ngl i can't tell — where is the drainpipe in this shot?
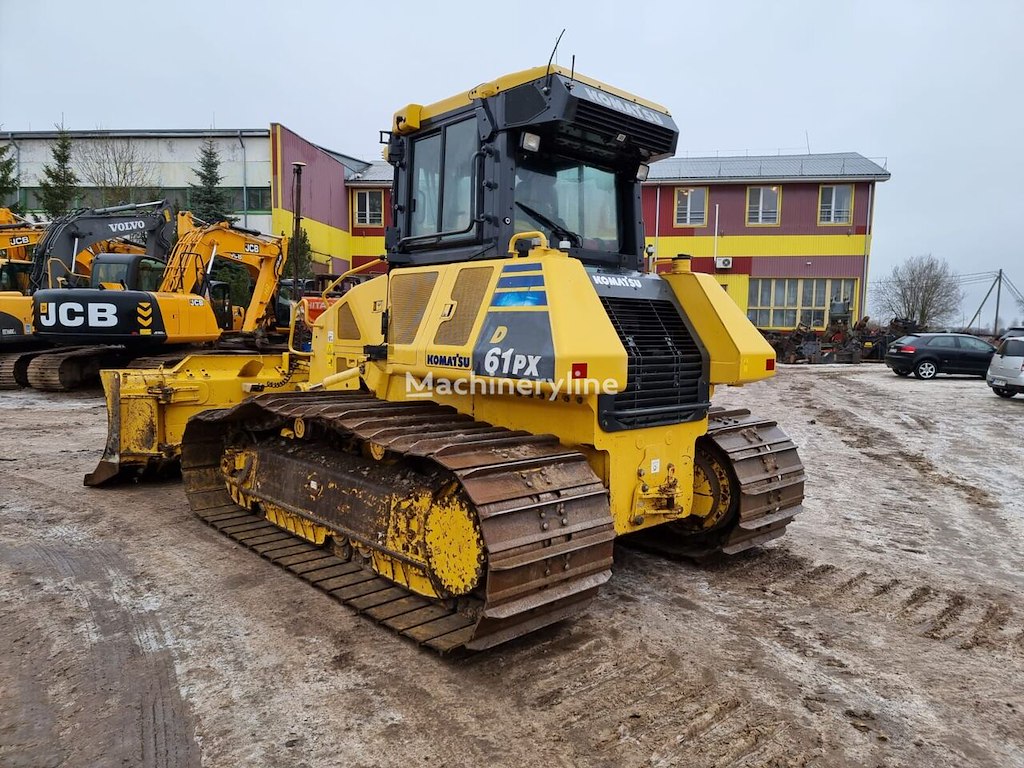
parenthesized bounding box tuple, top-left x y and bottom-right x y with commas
(237, 131, 248, 228)
(653, 184, 661, 270)
(6, 132, 20, 209)
(713, 203, 720, 261)
(862, 182, 873, 319)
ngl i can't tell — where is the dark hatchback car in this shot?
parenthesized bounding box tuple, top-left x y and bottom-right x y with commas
(884, 333, 996, 379)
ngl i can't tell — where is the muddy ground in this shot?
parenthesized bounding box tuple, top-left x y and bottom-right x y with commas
(1, 365, 1023, 768)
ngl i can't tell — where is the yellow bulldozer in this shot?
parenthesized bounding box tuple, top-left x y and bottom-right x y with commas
(90, 65, 804, 651)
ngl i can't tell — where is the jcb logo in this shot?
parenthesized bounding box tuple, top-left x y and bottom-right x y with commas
(244, 243, 260, 253)
(9, 236, 30, 246)
(39, 301, 118, 328)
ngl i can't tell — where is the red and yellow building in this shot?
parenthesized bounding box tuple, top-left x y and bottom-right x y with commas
(643, 152, 889, 330)
(272, 144, 889, 332)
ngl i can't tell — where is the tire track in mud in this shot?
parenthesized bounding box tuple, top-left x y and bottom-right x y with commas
(717, 549, 1024, 655)
(0, 538, 201, 768)
(811, 405, 999, 511)
(510, 652, 814, 768)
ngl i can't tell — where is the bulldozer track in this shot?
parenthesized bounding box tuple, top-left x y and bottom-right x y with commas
(181, 391, 616, 652)
(626, 407, 805, 558)
(705, 407, 805, 554)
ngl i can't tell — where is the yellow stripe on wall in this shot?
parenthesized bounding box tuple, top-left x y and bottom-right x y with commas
(272, 208, 350, 268)
(350, 235, 386, 257)
(647, 234, 869, 258)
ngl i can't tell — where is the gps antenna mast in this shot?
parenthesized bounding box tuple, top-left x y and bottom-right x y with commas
(544, 29, 566, 92)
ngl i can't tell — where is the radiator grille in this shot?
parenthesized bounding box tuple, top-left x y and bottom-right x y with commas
(600, 296, 708, 429)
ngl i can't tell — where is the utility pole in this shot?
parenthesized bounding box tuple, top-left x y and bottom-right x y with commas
(994, 268, 1003, 336)
(291, 161, 306, 294)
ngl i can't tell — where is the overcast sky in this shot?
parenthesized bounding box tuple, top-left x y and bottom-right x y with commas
(2, 0, 1022, 323)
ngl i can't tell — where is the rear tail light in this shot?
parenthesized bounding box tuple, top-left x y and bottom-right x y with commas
(766, 357, 776, 371)
(900, 345, 916, 353)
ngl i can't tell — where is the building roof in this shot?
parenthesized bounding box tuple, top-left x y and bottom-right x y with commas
(3, 128, 271, 140)
(649, 152, 890, 183)
(346, 160, 394, 186)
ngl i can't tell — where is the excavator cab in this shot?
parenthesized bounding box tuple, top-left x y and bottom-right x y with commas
(209, 281, 236, 331)
(0, 259, 32, 294)
(89, 254, 167, 291)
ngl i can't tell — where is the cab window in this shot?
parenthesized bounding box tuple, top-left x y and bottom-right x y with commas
(409, 117, 477, 241)
(137, 258, 165, 291)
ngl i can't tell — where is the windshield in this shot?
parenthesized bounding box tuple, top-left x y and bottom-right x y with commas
(1, 261, 32, 293)
(90, 261, 131, 287)
(514, 156, 621, 252)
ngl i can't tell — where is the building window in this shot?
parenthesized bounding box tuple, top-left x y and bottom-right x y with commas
(245, 187, 273, 212)
(747, 278, 857, 330)
(674, 187, 706, 226)
(356, 189, 384, 226)
(819, 184, 853, 224)
(746, 186, 780, 225)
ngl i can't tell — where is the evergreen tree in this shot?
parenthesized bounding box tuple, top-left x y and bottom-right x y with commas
(289, 226, 314, 280)
(38, 125, 79, 219)
(0, 142, 20, 212)
(189, 138, 236, 223)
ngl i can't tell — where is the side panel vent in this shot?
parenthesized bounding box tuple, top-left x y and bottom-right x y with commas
(390, 271, 438, 345)
(433, 266, 494, 346)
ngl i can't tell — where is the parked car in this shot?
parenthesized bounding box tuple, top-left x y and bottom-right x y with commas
(884, 332, 996, 379)
(986, 337, 1024, 398)
(998, 326, 1024, 342)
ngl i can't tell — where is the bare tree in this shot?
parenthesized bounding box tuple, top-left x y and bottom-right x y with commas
(76, 137, 158, 207)
(872, 254, 962, 328)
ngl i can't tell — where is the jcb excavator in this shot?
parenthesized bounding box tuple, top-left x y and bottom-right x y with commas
(93, 66, 805, 651)
(0, 202, 181, 386)
(0, 208, 48, 261)
(24, 219, 288, 390)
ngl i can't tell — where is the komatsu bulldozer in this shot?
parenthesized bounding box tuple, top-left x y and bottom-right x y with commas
(96, 66, 805, 651)
(19, 218, 287, 390)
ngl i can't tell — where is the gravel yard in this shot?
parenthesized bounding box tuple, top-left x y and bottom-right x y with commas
(1, 364, 1022, 768)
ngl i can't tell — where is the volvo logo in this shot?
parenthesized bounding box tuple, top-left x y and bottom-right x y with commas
(107, 221, 146, 233)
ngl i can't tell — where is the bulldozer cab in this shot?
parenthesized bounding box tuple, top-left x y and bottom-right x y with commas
(385, 66, 678, 270)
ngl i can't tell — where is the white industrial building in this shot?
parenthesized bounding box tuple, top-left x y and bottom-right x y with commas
(2, 129, 275, 231)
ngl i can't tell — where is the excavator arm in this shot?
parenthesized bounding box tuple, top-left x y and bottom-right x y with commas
(28, 201, 178, 290)
(158, 221, 288, 334)
(0, 210, 48, 261)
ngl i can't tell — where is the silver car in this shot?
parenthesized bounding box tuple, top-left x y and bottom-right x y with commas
(986, 337, 1024, 398)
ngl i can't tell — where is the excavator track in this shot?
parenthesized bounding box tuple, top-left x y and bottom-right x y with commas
(627, 407, 805, 558)
(0, 351, 33, 389)
(180, 391, 616, 652)
(25, 346, 136, 391)
(0, 346, 86, 389)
